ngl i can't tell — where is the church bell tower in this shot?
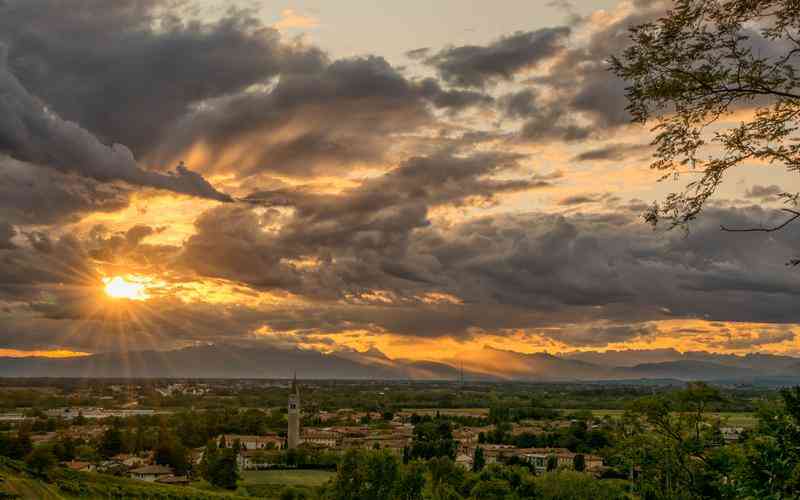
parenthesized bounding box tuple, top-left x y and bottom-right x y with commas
(287, 372, 300, 449)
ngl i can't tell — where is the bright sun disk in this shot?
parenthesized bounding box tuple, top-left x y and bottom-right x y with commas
(102, 276, 149, 301)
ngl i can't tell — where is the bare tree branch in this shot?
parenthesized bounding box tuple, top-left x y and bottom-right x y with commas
(720, 209, 800, 232)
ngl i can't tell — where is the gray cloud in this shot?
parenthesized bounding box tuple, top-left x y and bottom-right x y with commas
(0, 222, 14, 249)
(706, 328, 796, 350)
(505, 0, 672, 142)
(571, 143, 652, 162)
(0, 156, 131, 225)
(0, 231, 98, 303)
(3, 202, 799, 351)
(549, 323, 659, 347)
(406, 48, 430, 60)
(500, 89, 538, 119)
(745, 184, 783, 199)
(0, 48, 231, 201)
(153, 57, 494, 179)
(180, 151, 552, 298)
(558, 192, 619, 206)
(424, 28, 571, 88)
(0, 0, 325, 157)
(1, 0, 798, 357)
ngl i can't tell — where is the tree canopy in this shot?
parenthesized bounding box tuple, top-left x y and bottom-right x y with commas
(611, 0, 800, 264)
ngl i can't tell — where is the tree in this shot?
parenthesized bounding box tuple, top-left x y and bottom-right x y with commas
(546, 455, 558, 472)
(468, 478, 512, 500)
(728, 386, 800, 497)
(26, 446, 56, 477)
(471, 464, 536, 499)
(329, 449, 400, 500)
(473, 446, 486, 472)
(427, 456, 467, 499)
(410, 420, 457, 460)
(614, 384, 730, 499)
(199, 439, 219, 481)
(402, 445, 411, 465)
(154, 426, 189, 475)
(13, 430, 32, 460)
(573, 453, 585, 472)
(208, 448, 239, 490)
(52, 435, 76, 462)
(396, 460, 426, 500)
(98, 425, 124, 458)
(611, 0, 800, 264)
(535, 471, 627, 500)
(0, 430, 32, 460)
(73, 411, 86, 426)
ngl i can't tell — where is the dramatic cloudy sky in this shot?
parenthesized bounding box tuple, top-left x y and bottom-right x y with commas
(0, 0, 798, 369)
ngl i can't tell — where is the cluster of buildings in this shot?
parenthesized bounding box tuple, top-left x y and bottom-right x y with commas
(154, 383, 210, 397)
(62, 452, 190, 485)
(5, 377, 609, 484)
(455, 444, 603, 473)
(222, 378, 604, 475)
(44, 407, 160, 420)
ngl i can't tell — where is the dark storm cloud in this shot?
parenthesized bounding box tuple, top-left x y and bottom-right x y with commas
(154, 57, 494, 178)
(0, 231, 98, 302)
(181, 151, 552, 298)
(571, 143, 651, 162)
(504, 0, 672, 142)
(706, 328, 795, 350)
(0, 156, 133, 225)
(0, 0, 493, 187)
(0, 222, 14, 250)
(424, 206, 800, 326)
(500, 90, 538, 119)
(549, 323, 658, 347)
(0, 48, 231, 201)
(0, 298, 273, 353)
(745, 184, 784, 199)
(84, 223, 170, 264)
(0, 219, 180, 309)
(417, 78, 494, 111)
(183, 204, 800, 338)
(4, 203, 800, 350)
(406, 48, 431, 60)
(558, 193, 618, 206)
(3, 0, 799, 356)
(423, 28, 571, 88)
(0, 0, 326, 157)
(510, 0, 792, 144)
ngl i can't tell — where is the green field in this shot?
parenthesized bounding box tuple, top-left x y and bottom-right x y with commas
(714, 412, 757, 427)
(230, 469, 335, 498)
(240, 469, 334, 487)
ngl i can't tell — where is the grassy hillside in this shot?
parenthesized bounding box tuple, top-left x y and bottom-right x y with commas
(0, 458, 246, 500)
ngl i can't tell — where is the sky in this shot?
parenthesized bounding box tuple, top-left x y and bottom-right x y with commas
(0, 0, 799, 372)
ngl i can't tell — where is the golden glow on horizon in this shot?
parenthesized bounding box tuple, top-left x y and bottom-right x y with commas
(0, 349, 90, 358)
(103, 276, 151, 301)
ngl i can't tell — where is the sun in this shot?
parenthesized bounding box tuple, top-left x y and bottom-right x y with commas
(102, 276, 150, 301)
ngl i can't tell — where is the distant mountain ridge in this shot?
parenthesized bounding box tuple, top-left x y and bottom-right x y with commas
(0, 344, 798, 381)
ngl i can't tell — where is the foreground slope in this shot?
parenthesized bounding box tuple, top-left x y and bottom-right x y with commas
(0, 458, 243, 500)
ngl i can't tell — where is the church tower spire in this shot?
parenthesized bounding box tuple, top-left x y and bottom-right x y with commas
(287, 373, 300, 449)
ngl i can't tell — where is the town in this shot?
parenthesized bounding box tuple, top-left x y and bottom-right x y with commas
(0, 377, 778, 498)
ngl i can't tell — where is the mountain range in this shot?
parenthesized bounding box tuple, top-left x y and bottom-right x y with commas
(0, 344, 799, 382)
